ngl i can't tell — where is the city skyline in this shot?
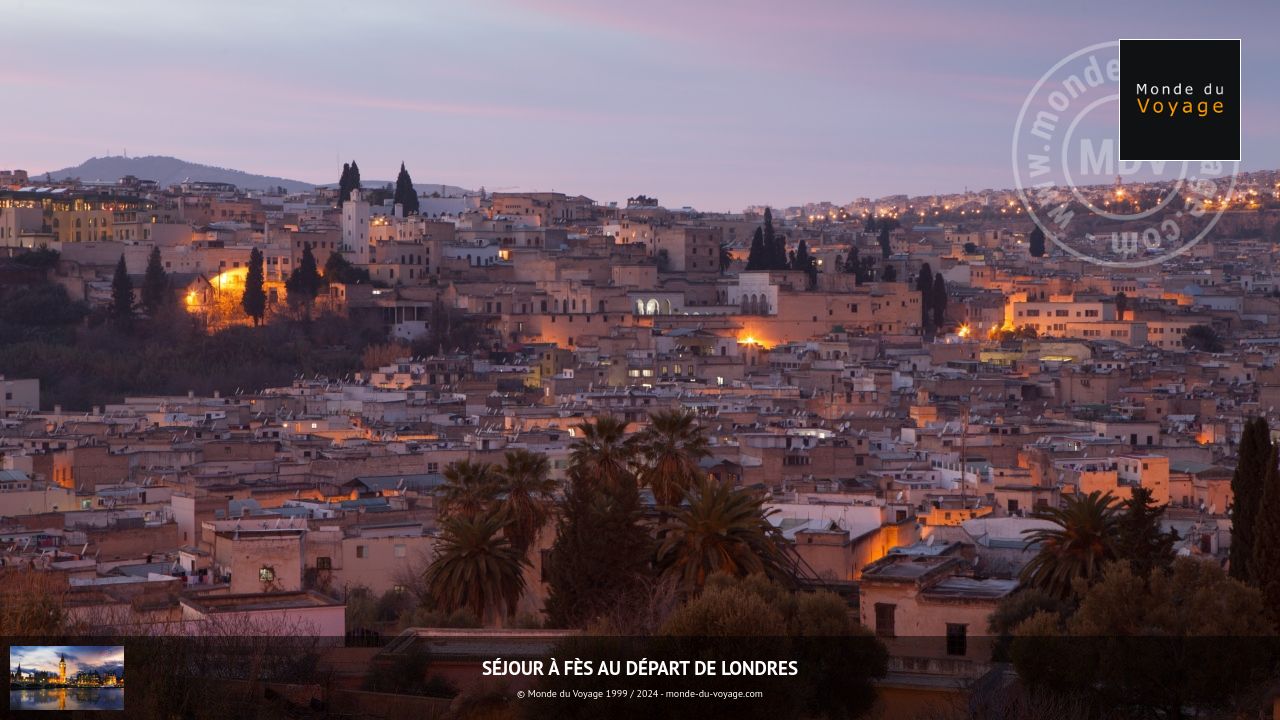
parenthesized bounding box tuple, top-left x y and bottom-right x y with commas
(9, 646, 125, 679)
(5, 0, 1279, 210)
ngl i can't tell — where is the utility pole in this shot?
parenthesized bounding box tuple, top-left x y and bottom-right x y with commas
(960, 406, 969, 509)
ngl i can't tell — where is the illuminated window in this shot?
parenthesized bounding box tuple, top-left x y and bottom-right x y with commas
(259, 566, 275, 583)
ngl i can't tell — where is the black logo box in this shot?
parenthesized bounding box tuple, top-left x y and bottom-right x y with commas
(1119, 39, 1241, 162)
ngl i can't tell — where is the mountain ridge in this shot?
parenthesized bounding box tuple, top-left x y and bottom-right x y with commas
(41, 156, 471, 196)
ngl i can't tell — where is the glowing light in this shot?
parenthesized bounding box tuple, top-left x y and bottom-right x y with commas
(957, 324, 972, 338)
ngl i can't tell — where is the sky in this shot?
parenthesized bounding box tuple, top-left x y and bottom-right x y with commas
(2, 0, 1277, 210)
(9, 646, 125, 676)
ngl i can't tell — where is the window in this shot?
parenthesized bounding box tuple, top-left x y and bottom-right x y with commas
(394, 544, 406, 558)
(946, 623, 968, 656)
(316, 556, 332, 570)
(259, 566, 276, 583)
(356, 545, 366, 559)
(874, 603, 896, 638)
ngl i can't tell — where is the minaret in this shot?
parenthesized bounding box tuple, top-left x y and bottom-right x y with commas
(59, 654, 66, 684)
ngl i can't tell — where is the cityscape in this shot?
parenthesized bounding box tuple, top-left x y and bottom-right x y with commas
(4, 2, 1280, 720)
(8, 646, 125, 711)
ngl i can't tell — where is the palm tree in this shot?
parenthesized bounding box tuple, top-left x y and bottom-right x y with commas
(425, 510, 528, 622)
(656, 478, 788, 593)
(636, 409, 710, 508)
(568, 416, 637, 496)
(438, 460, 499, 519)
(1020, 491, 1121, 599)
(495, 448, 557, 554)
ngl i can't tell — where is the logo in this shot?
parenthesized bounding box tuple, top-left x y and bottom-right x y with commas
(1012, 41, 1240, 267)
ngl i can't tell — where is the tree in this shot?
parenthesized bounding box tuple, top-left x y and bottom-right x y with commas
(141, 246, 169, 314)
(1011, 560, 1275, 719)
(109, 254, 133, 322)
(878, 225, 891, 259)
(963, 241, 978, 254)
(1029, 225, 1046, 257)
(495, 449, 556, 554)
(745, 227, 766, 271)
(790, 239, 817, 288)
(635, 409, 709, 508)
(323, 250, 372, 285)
(916, 263, 934, 330)
(1114, 291, 1128, 318)
(1183, 324, 1224, 352)
(763, 207, 786, 270)
(567, 416, 636, 496)
(656, 478, 789, 594)
(1114, 486, 1177, 578)
(544, 471, 653, 628)
(1230, 416, 1271, 582)
(1020, 491, 1120, 599)
(658, 574, 888, 719)
(338, 163, 351, 203)
(393, 162, 420, 215)
(339, 160, 362, 203)
(931, 273, 948, 328)
(285, 242, 323, 306)
(1252, 443, 1280, 617)
(241, 247, 266, 326)
(881, 263, 897, 282)
(424, 510, 528, 622)
(438, 460, 500, 520)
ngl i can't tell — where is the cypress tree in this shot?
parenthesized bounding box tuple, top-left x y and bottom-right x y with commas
(1029, 226, 1046, 257)
(931, 274, 948, 327)
(1116, 486, 1177, 578)
(882, 263, 898, 282)
(393, 162, 420, 215)
(746, 227, 765, 271)
(338, 162, 352, 203)
(285, 242, 323, 306)
(763, 208, 784, 270)
(1231, 417, 1273, 582)
(917, 263, 934, 330)
(544, 475, 653, 628)
(1253, 443, 1280, 617)
(141, 246, 169, 314)
(242, 247, 266, 326)
(109, 254, 133, 321)
(878, 225, 891, 259)
(349, 160, 361, 195)
(791, 239, 810, 271)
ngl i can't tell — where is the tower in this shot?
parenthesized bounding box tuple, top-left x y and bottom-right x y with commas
(58, 654, 66, 684)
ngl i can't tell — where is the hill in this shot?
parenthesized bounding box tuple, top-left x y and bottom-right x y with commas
(43, 156, 473, 196)
(43, 155, 315, 192)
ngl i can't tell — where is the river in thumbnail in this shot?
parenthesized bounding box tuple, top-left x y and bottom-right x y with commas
(9, 686, 125, 711)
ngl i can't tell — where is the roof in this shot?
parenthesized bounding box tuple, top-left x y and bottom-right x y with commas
(345, 474, 444, 492)
(922, 576, 1019, 601)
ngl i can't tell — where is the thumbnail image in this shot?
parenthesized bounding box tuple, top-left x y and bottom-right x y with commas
(9, 646, 125, 711)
